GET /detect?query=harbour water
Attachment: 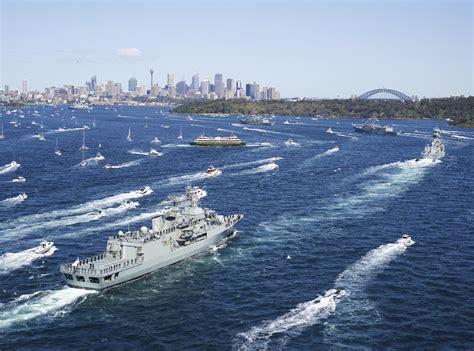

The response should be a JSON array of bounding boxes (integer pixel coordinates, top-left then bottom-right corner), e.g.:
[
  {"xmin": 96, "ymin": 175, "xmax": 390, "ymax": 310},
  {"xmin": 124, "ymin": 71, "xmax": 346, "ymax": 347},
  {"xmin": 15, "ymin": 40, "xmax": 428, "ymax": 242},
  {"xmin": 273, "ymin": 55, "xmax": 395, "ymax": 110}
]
[{"xmin": 0, "ymin": 106, "xmax": 473, "ymax": 349}]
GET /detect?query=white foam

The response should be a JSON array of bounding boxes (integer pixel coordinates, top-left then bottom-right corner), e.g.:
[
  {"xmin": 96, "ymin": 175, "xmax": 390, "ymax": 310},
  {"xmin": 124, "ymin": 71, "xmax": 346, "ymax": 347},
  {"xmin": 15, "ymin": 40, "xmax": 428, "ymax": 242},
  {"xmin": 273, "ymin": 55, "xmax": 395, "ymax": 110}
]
[
  {"xmin": 451, "ymin": 134, "xmax": 474, "ymax": 140},
  {"xmin": 0, "ymin": 162, "xmax": 21, "ymax": 175},
  {"xmin": 220, "ymin": 157, "xmax": 283, "ymax": 170},
  {"xmin": 0, "ymin": 286, "xmax": 96, "ymax": 329},
  {"xmin": 235, "ymin": 163, "xmax": 279, "ymax": 175},
  {"xmin": 0, "ymin": 188, "xmax": 153, "ymax": 232},
  {"xmin": 1, "ymin": 194, "xmax": 27, "ymax": 206},
  {"xmin": 235, "ymin": 238, "xmax": 413, "ymax": 349},
  {"xmin": 0, "ymin": 245, "xmax": 57, "ymax": 275},
  {"xmin": 108, "ymin": 159, "xmax": 144, "ymax": 169},
  {"xmin": 127, "ymin": 149, "xmax": 149, "ymax": 156}
]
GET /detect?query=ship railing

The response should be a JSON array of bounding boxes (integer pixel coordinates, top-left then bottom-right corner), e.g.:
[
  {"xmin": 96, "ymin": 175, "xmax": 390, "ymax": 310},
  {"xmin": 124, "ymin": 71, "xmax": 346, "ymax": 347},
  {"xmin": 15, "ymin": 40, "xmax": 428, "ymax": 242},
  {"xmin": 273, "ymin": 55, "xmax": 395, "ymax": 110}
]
[{"xmin": 60, "ymin": 256, "xmax": 144, "ymax": 277}]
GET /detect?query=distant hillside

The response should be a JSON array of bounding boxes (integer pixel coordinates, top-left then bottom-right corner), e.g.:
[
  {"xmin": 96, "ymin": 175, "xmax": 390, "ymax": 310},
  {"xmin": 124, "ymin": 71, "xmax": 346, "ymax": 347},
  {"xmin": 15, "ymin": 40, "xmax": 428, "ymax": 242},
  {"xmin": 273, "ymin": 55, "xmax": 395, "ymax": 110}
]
[{"xmin": 171, "ymin": 97, "xmax": 474, "ymax": 127}]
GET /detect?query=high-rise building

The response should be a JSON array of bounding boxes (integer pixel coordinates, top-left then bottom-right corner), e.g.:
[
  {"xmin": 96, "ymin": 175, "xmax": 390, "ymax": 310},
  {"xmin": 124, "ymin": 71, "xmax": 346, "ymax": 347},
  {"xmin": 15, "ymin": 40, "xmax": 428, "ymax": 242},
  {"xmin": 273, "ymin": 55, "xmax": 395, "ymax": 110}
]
[
  {"xmin": 191, "ymin": 74, "xmax": 199, "ymax": 91},
  {"xmin": 106, "ymin": 80, "xmax": 114, "ymax": 97},
  {"xmin": 168, "ymin": 85, "xmax": 176, "ymax": 98},
  {"xmin": 128, "ymin": 77, "xmax": 138, "ymax": 92},
  {"xmin": 151, "ymin": 84, "xmax": 160, "ymax": 96},
  {"xmin": 214, "ymin": 73, "xmax": 224, "ymax": 98},
  {"xmin": 22, "ymin": 79, "xmax": 27, "ymax": 94},
  {"xmin": 91, "ymin": 75, "xmax": 97, "ymax": 92},
  {"xmin": 246, "ymin": 82, "xmax": 260, "ymax": 100},
  {"xmin": 176, "ymin": 80, "xmax": 187, "ymax": 95},
  {"xmin": 200, "ymin": 80, "xmax": 210, "ymax": 95},
  {"xmin": 4, "ymin": 85, "xmax": 9, "ymax": 94},
  {"xmin": 167, "ymin": 73, "xmax": 175, "ymax": 87},
  {"xmin": 138, "ymin": 85, "xmax": 147, "ymax": 96},
  {"xmin": 226, "ymin": 79, "xmax": 235, "ymax": 93}
]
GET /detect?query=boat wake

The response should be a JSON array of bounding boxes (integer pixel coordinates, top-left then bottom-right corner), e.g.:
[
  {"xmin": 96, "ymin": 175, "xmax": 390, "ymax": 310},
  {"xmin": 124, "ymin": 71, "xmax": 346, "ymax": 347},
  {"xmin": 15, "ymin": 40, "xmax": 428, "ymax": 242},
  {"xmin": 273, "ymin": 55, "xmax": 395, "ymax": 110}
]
[
  {"xmin": 328, "ymin": 158, "xmax": 439, "ymax": 219},
  {"xmin": 234, "ymin": 162, "xmax": 279, "ymax": 175},
  {"xmin": 0, "ymin": 286, "xmax": 96, "ymax": 329},
  {"xmin": 234, "ymin": 238, "xmax": 413, "ymax": 350},
  {"xmin": 107, "ymin": 159, "xmax": 144, "ymax": 169},
  {"xmin": 0, "ymin": 162, "xmax": 21, "ymax": 175},
  {"xmin": 220, "ymin": 157, "xmax": 282, "ymax": 170},
  {"xmin": 0, "ymin": 188, "xmax": 153, "ymax": 232},
  {"xmin": 1, "ymin": 194, "xmax": 27, "ymax": 207},
  {"xmin": 127, "ymin": 149, "xmax": 149, "ymax": 156},
  {"xmin": 0, "ymin": 245, "xmax": 57, "ymax": 275}
]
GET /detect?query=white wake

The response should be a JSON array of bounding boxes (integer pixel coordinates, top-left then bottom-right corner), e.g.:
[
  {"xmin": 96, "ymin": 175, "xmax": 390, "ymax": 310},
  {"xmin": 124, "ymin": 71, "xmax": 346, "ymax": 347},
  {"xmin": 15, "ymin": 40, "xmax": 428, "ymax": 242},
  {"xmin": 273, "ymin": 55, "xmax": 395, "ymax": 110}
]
[
  {"xmin": 0, "ymin": 245, "xmax": 57, "ymax": 275},
  {"xmin": 0, "ymin": 162, "xmax": 21, "ymax": 175}
]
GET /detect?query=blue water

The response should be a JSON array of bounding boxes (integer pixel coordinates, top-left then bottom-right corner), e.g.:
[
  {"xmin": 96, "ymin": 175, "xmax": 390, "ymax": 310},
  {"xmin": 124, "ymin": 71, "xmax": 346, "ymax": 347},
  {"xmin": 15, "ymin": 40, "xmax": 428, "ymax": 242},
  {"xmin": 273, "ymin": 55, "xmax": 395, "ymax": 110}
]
[{"xmin": 0, "ymin": 106, "xmax": 473, "ymax": 349}]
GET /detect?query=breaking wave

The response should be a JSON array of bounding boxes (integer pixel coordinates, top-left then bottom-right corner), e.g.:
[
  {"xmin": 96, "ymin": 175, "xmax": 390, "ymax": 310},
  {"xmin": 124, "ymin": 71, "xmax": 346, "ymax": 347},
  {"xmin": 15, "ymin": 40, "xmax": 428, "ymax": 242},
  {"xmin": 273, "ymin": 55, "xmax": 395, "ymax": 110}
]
[
  {"xmin": 0, "ymin": 245, "xmax": 57, "ymax": 275},
  {"xmin": 235, "ymin": 238, "xmax": 413, "ymax": 350},
  {"xmin": 0, "ymin": 287, "xmax": 96, "ymax": 329}
]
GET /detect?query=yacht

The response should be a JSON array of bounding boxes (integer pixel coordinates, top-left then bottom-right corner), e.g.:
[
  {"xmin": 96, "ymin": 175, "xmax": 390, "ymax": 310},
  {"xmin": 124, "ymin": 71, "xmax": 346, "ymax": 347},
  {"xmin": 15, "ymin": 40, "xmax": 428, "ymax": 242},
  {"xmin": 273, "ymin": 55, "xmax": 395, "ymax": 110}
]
[
  {"xmin": 326, "ymin": 127, "xmax": 333, "ymax": 133},
  {"xmin": 207, "ymin": 166, "xmax": 221, "ymax": 176},
  {"xmin": 284, "ymin": 138, "xmax": 298, "ymax": 146},
  {"xmin": 139, "ymin": 186, "xmax": 152, "ymax": 195},
  {"xmin": 151, "ymin": 137, "xmax": 161, "ymax": 144},
  {"xmin": 33, "ymin": 240, "xmax": 55, "ymax": 255},
  {"xmin": 12, "ymin": 176, "xmax": 26, "ymax": 183},
  {"xmin": 55, "ymin": 139, "xmax": 62, "ymax": 156},
  {"xmin": 95, "ymin": 152, "xmax": 105, "ymax": 161},
  {"xmin": 148, "ymin": 148, "xmax": 161, "ymax": 156},
  {"xmin": 17, "ymin": 193, "xmax": 28, "ymax": 201}
]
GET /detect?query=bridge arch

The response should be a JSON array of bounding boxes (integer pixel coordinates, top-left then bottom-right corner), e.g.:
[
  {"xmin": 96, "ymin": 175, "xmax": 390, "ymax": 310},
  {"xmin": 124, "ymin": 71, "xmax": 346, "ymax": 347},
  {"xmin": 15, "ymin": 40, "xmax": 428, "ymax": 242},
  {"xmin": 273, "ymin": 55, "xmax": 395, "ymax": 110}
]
[{"xmin": 357, "ymin": 88, "xmax": 412, "ymax": 102}]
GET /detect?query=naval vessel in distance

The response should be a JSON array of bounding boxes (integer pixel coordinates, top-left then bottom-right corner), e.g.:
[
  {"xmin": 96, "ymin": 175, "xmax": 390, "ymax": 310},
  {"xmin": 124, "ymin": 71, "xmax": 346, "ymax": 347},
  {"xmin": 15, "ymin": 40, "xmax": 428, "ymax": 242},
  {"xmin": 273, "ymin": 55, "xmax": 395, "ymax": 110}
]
[
  {"xmin": 418, "ymin": 128, "xmax": 445, "ymax": 161},
  {"xmin": 60, "ymin": 186, "xmax": 243, "ymax": 290},
  {"xmin": 352, "ymin": 117, "xmax": 399, "ymax": 135},
  {"xmin": 190, "ymin": 134, "xmax": 246, "ymax": 146}
]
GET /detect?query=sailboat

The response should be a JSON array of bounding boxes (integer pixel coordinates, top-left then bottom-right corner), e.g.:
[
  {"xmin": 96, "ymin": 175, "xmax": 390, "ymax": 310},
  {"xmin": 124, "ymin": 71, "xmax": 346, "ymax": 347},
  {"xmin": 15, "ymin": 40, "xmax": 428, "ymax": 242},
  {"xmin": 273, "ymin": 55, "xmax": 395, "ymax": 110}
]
[
  {"xmin": 93, "ymin": 118, "xmax": 96, "ymax": 128},
  {"xmin": 40, "ymin": 116, "xmax": 44, "ymax": 129},
  {"xmin": 0, "ymin": 124, "xmax": 4, "ymax": 140},
  {"xmin": 80, "ymin": 146, "xmax": 86, "ymax": 167},
  {"xmin": 177, "ymin": 126, "xmax": 183, "ymax": 139},
  {"xmin": 80, "ymin": 128, "xmax": 89, "ymax": 150},
  {"xmin": 127, "ymin": 127, "xmax": 132, "ymax": 142},
  {"xmin": 55, "ymin": 138, "xmax": 62, "ymax": 156}
]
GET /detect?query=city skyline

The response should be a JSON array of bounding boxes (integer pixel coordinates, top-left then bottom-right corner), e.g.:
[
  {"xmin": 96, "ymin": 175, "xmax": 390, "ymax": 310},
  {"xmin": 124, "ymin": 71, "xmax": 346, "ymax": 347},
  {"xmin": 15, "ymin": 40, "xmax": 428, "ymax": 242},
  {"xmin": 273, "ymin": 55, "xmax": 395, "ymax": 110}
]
[{"xmin": 1, "ymin": 0, "xmax": 472, "ymax": 98}]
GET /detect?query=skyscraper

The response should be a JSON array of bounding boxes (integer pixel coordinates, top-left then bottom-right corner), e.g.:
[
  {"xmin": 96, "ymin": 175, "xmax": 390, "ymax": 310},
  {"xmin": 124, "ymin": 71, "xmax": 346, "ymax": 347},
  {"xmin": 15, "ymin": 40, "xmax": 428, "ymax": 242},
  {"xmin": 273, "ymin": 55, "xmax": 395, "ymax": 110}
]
[
  {"xmin": 226, "ymin": 78, "xmax": 235, "ymax": 98},
  {"xmin": 106, "ymin": 80, "xmax": 114, "ymax": 97},
  {"xmin": 176, "ymin": 80, "xmax": 187, "ymax": 95},
  {"xmin": 191, "ymin": 74, "xmax": 199, "ymax": 92},
  {"xmin": 167, "ymin": 73, "xmax": 175, "ymax": 87},
  {"xmin": 128, "ymin": 77, "xmax": 138, "ymax": 92},
  {"xmin": 200, "ymin": 80, "xmax": 210, "ymax": 95},
  {"xmin": 91, "ymin": 75, "xmax": 97, "ymax": 92},
  {"xmin": 214, "ymin": 73, "xmax": 224, "ymax": 99},
  {"xmin": 4, "ymin": 85, "xmax": 9, "ymax": 94},
  {"xmin": 246, "ymin": 82, "xmax": 260, "ymax": 100},
  {"xmin": 149, "ymin": 69, "xmax": 154, "ymax": 93},
  {"xmin": 22, "ymin": 79, "xmax": 27, "ymax": 94}
]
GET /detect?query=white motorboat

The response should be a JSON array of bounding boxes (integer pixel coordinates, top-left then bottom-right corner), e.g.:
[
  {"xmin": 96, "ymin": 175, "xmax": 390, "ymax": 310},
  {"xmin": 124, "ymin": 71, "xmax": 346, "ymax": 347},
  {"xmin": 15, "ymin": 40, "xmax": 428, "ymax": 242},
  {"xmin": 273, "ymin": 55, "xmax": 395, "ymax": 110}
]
[
  {"xmin": 148, "ymin": 148, "xmax": 161, "ymax": 156},
  {"xmin": 284, "ymin": 138, "xmax": 298, "ymax": 146},
  {"xmin": 139, "ymin": 186, "xmax": 152, "ymax": 195},
  {"xmin": 38, "ymin": 134, "xmax": 46, "ymax": 141},
  {"xmin": 12, "ymin": 176, "xmax": 26, "ymax": 183},
  {"xmin": 151, "ymin": 137, "xmax": 161, "ymax": 144},
  {"xmin": 95, "ymin": 152, "xmax": 105, "ymax": 161},
  {"xmin": 104, "ymin": 163, "xmax": 113, "ymax": 169},
  {"xmin": 397, "ymin": 234, "xmax": 415, "ymax": 247},
  {"xmin": 206, "ymin": 166, "xmax": 221, "ymax": 176},
  {"xmin": 17, "ymin": 193, "xmax": 28, "ymax": 201},
  {"xmin": 33, "ymin": 240, "xmax": 55, "ymax": 255},
  {"xmin": 284, "ymin": 120, "xmax": 291, "ymax": 125},
  {"xmin": 161, "ymin": 124, "xmax": 170, "ymax": 129},
  {"xmin": 327, "ymin": 127, "xmax": 333, "ymax": 133}
]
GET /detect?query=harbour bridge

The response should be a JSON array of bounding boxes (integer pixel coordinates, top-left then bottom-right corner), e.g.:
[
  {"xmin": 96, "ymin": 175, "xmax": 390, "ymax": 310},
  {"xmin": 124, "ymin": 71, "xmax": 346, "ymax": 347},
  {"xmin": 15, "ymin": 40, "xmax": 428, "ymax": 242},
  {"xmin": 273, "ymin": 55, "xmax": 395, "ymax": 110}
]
[{"xmin": 357, "ymin": 88, "xmax": 412, "ymax": 102}]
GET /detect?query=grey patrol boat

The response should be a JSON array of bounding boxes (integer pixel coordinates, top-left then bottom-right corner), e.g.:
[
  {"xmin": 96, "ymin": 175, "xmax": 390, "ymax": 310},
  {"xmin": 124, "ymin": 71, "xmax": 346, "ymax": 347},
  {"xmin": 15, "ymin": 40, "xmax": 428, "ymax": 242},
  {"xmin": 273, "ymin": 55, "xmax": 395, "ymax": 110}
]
[{"xmin": 60, "ymin": 186, "xmax": 243, "ymax": 290}]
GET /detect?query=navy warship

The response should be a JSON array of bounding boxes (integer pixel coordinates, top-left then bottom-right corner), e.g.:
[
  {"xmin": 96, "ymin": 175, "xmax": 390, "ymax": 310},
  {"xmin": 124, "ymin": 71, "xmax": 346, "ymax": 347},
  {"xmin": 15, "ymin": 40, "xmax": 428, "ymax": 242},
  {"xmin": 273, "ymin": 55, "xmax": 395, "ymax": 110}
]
[
  {"xmin": 60, "ymin": 186, "xmax": 243, "ymax": 290},
  {"xmin": 352, "ymin": 117, "xmax": 399, "ymax": 135},
  {"xmin": 419, "ymin": 128, "xmax": 445, "ymax": 161},
  {"xmin": 239, "ymin": 115, "xmax": 274, "ymax": 126}
]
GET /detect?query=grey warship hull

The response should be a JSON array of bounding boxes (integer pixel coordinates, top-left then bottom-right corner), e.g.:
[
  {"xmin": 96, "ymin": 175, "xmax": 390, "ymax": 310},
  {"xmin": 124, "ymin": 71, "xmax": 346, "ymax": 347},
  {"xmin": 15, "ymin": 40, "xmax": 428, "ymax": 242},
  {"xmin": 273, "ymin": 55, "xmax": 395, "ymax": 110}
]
[{"xmin": 60, "ymin": 186, "xmax": 243, "ymax": 290}]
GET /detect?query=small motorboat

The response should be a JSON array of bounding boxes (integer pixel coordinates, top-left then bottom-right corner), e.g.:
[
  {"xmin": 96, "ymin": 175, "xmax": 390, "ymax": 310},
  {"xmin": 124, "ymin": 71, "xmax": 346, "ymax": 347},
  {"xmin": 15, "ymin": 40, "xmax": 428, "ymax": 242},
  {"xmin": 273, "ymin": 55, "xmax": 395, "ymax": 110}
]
[
  {"xmin": 80, "ymin": 160, "xmax": 87, "ymax": 167},
  {"xmin": 284, "ymin": 138, "xmax": 298, "ymax": 146},
  {"xmin": 326, "ymin": 128, "xmax": 333, "ymax": 133},
  {"xmin": 151, "ymin": 137, "xmax": 161, "ymax": 144},
  {"xmin": 12, "ymin": 176, "xmax": 26, "ymax": 183},
  {"xmin": 95, "ymin": 152, "xmax": 105, "ymax": 161},
  {"xmin": 38, "ymin": 134, "xmax": 46, "ymax": 141},
  {"xmin": 123, "ymin": 200, "xmax": 139, "ymax": 209},
  {"xmin": 283, "ymin": 120, "xmax": 291, "ymax": 125},
  {"xmin": 96, "ymin": 209, "xmax": 105, "ymax": 218},
  {"xmin": 148, "ymin": 148, "xmax": 161, "ymax": 156},
  {"xmin": 104, "ymin": 163, "xmax": 113, "ymax": 169},
  {"xmin": 397, "ymin": 234, "xmax": 415, "ymax": 247},
  {"xmin": 161, "ymin": 124, "xmax": 170, "ymax": 129},
  {"xmin": 33, "ymin": 240, "xmax": 54, "ymax": 255},
  {"xmin": 83, "ymin": 125, "xmax": 90, "ymax": 130},
  {"xmin": 207, "ymin": 166, "xmax": 220, "ymax": 174},
  {"xmin": 139, "ymin": 186, "xmax": 152, "ymax": 195},
  {"xmin": 17, "ymin": 193, "xmax": 28, "ymax": 201}
]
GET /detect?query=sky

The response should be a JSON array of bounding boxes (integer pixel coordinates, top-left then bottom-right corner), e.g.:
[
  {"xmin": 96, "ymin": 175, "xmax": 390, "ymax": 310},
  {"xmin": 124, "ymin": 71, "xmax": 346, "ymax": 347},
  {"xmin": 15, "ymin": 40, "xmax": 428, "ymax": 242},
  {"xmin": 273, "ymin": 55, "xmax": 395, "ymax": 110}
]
[{"xmin": 1, "ymin": 0, "xmax": 472, "ymax": 98}]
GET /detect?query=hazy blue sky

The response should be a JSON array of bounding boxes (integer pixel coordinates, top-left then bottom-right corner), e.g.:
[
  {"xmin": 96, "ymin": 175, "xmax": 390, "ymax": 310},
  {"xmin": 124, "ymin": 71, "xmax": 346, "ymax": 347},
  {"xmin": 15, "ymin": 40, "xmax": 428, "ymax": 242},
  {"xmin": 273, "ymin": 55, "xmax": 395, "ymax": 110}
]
[{"xmin": 1, "ymin": 0, "xmax": 472, "ymax": 97}]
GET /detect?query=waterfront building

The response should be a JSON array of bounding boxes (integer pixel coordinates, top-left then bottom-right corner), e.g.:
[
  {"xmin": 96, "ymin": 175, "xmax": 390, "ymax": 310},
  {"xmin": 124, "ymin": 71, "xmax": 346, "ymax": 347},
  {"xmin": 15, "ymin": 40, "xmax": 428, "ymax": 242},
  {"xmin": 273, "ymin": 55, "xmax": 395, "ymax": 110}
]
[{"xmin": 128, "ymin": 77, "xmax": 137, "ymax": 92}]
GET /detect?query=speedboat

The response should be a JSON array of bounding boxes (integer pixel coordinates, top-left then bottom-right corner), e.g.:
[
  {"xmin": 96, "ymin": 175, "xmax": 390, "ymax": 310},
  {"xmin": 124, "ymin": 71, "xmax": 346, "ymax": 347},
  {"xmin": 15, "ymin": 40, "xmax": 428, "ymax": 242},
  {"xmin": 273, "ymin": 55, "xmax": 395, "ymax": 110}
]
[
  {"xmin": 148, "ymin": 148, "xmax": 161, "ymax": 156},
  {"xmin": 206, "ymin": 166, "xmax": 222, "ymax": 176},
  {"xmin": 123, "ymin": 200, "xmax": 139, "ymax": 209},
  {"xmin": 38, "ymin": 134, "xmax": 46, "ymax": 141},
  {"xmin": 161, "ymin": 124, "xmax": 170, "ymax": 129},
  {"xmin": 326, "ymin": 128, "xmax": 333, "ymax": 133},
  {"xmin": 139, "ymin": 186, "xmax": 152, "ymax": 195},
  {"xmin": 284, "ymin": 138, "xmax": 298, "ymax": 146},
  {"xmin": 12, "ymin": 176, "xmax": 26, "ymax": 183},
  {"xmin": 33, "ymin": 240, "xmax": 55, "ymax": 255},
  {"xmin": 95, "ymin": 152, "xmax": 105, "ymax": 161},
  {"xmin": 283, "ymin": 120, "xmax": 291, "ymax": 125},
  {"xmin": 55, "ymin": 149, "xmax": 62, "ymax": 156},
  {"xmin": 397, "ymin": 234, "xmax": 415, "ymax": 247},
  {"xmin": 83, "ymin": 125, "xmax": 90, "ymax": 130},
  {"xmin": 324, "ymin": 288, "xmax": 346, "ymax": 299},
  {"xmin": 151, "ymin": 137, "xmax": 161, "ymax": 144},
  {"xmin": 104, "ymin": 163, "xmax": 113, "ymax": 169},
  {"xmin": 17, "ymin": 193, "xmax": 28, "ymax": 201}
]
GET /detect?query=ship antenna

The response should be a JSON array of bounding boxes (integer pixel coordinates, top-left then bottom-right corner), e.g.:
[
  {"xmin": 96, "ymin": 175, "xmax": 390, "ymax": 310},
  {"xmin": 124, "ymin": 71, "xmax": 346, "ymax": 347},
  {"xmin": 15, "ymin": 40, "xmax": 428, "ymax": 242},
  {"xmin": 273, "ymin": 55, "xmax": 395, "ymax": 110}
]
[{"xmin": 127, "ymin": 208, "xmax": 130, "ymax": 232}]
